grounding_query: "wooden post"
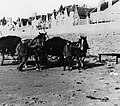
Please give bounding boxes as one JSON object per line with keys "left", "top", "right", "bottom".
{"left": 116, "top": 56, "right": 118, "bottom": 64}
{"left": 99, "top": 54, "right": 101, "bottom": 62}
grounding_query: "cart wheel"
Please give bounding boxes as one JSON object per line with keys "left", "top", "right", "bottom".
{"left": 0, "top": 54, "right": 4, "bottom": 65}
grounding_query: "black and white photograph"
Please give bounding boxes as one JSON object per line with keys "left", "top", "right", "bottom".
{"left": 0, "top": 0, "right": 120, "bottom": 105}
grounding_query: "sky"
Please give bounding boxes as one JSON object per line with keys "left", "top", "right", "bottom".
{"left": 0, "top": 0, "right": 101, "bottom": 20}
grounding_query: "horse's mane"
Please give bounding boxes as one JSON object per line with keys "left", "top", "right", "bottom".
{"left": 28, "top": 33, "right": 47, "bottom": 47}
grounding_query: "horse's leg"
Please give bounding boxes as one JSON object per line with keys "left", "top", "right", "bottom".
{"left": 24, "top": 61, "right": 28, "bottom": 69}
{"left": 77, "top": 57, "right": 82, "bottom": 69}
{"left": 68, "top": 56, "right": 72, "bottom": 71}
{"left": 17, "top": 55, "right": 22, "bottom": 64}
{"left": 34, "top": 55, "right": 41, "bottom": 71}
{"left": 23, "top": 55, "right": 28, "bottom": 68}
{"left": 76, "top": 56, "right": 79, "bottom": 68}
{"left": 78, "top": 56, "right": 85, "bottom": 69}
{"left": 41, "top": 54, "right": 47, "bottom": 66}
{"left": 81, "top": 56, "right": 85, "bottom": 68}
{"left": 17, "top": 56, "right": 28, "bottom": 71}
{"left": 59, "top": 55, "right": 64, "bottom": 65}
{"left": 63, "top": 57, "right": 67, "bottom": 71}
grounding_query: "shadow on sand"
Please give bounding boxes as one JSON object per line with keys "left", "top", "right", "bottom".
{"left": 17, "top": 61, "right": 63, "bottom": 71}
{"left": 83, "top": 61, "right": 105, "bottom": 69}
{"left": 1, "top": 58, "right": 105, "bottom": 71}
{"left": 21, "top": 60, "right": 105, "bottom": 71}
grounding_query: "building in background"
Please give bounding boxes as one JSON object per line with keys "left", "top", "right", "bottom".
{"left": 0, "top": 0, "right": 120, "bottom": 31}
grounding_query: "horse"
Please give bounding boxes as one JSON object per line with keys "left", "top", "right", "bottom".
{"left": 16, "top": 32, "right": 47, "bottom": 71}
{"left": 0, "top": 35, "right": 21, "bottom": 65}
{"left": 41, "top": 37, "right": 69, "bottom": 65}
{"left": 63, "top": 36, "right": 90, "bottom": 71}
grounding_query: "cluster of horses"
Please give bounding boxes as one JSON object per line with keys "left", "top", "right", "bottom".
{"left": 0, "top": 33, "right": 90, "bottom": 71}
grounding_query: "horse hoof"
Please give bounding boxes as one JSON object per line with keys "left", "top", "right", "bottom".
{"left": 36, "top": 68, "right": 41, "bottom": 71}
{"left": 63, "top": 69, "right": 66, "bottom": 71}
{"left": 78, "top": 70, "right": 82, "bottom": 73}
{"left": 68, "top": 67, "right": 72, "bottom": 71}
{"left": 24, "top": 66, "right": 28, "bottom": 69}
{"left": 63, "top": 68, "right": 66, "bottom": 71}
{"left": 17, "top": 67, "right": 22, "bottom": 71}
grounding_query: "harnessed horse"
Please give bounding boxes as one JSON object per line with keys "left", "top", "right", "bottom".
{"left": 63, "top": 36, "right": 90, "bottom": 71}
{"left": 16, "top": 32, "right": 47, "bottom": 71}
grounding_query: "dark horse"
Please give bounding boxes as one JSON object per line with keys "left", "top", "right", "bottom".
{"left": 41, "top": 37, "right": 69, "bottom": 64}
{"left": 63, "top": 36, "right": 90, "bottom": 71}
{"left": 0, "top": 35, "right": 21, "bottom": 65}
{"left": 16, "top": 32, "right": 47, "bottom": 71}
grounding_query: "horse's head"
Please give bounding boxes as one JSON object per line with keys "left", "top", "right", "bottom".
{"left": 79, "top": 36, "right": 90, "bottom": 51}
{"left": 38, "top": 32, "right": 49, "bottom": 41}
{"left": 37, "top": 32, "right": 47, "bottom": 45}
{"left": 30, "top": 32, "right": 47, "bottom": 47}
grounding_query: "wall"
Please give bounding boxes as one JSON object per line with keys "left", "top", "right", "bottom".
{"left": 1, "top": 20, "right": 120, "bottom": 56}
{"left": 90, "top": 0, "right": 120, "bottom": 23}
{"left": 47, "top": 21, "right": 120, "bottom": 56}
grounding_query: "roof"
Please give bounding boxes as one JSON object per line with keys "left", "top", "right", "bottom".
{"left": 100, "top": 0, "right": 120, "bottom": 11}
{"left": 47, "top": 13, "right": 52, "bottom": 21}
{"left": 100, "top": 1, "right": 108, "bottom": 11}
{"left": 89, "top": 7, "right": 97, "bottom": 13}
{"left": 36, "top": 15, "right": 41, "bottom": 20}
{"left": 28, "top": 16, "right": 35, "bottom": 21}
{"left": 42, "top": 15, "right": 46, "bottom": 22}
{"left": 112, "top": 0, "right": 120, "bottom": 5}
{"left": 91, "top": 0, "right": 120, "bottom": 12}
{"left": 53, "top": 10, "right": 57, "bottom": 19}
{"left": 77, "top": 7, "right": 89, "bottom": 19}
{"left": 64, "top": 5, "right": 75, "bottom": 17}
{"left": 58, "top": 5, "right": 64, "bottom": 13}
{"left": 64, "top": 4, "right": 89, "bottom": 18}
